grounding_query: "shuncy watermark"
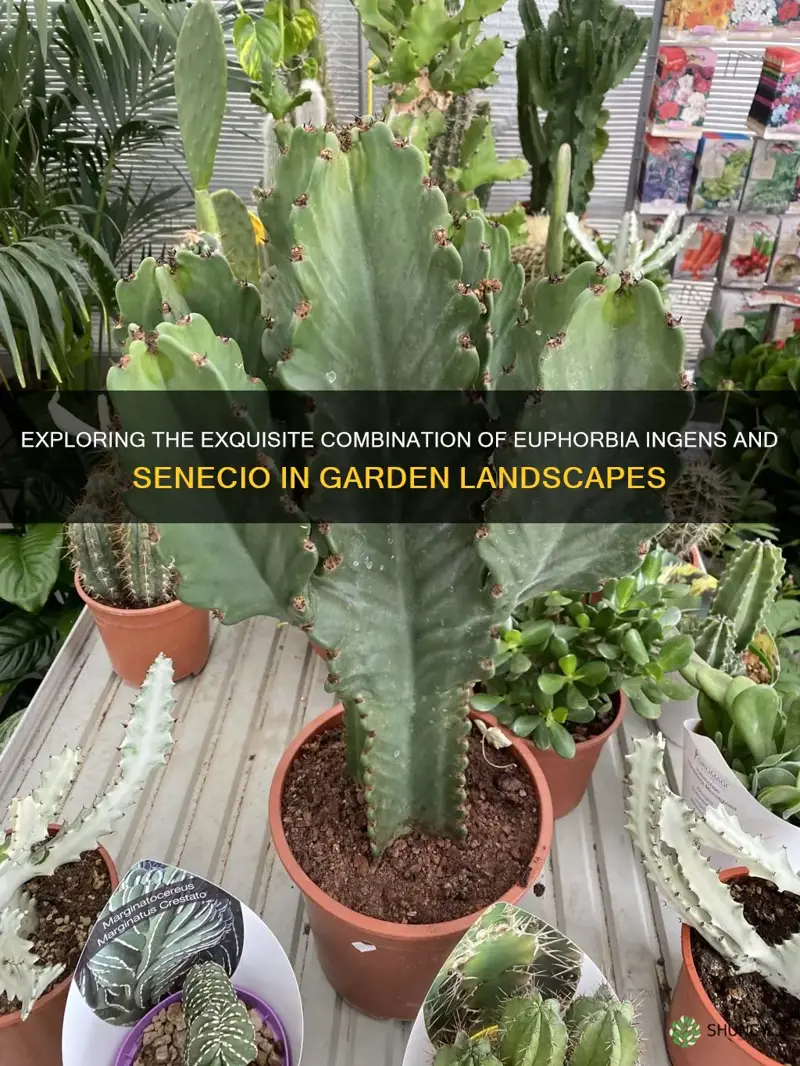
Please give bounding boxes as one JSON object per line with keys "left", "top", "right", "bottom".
{"left": 669, "top": 1015, "right": 738, "bottom": 1047}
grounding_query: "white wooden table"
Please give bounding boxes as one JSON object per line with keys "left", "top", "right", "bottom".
{"left": 0, "top": 611, "right": 684, "bottom": 1065}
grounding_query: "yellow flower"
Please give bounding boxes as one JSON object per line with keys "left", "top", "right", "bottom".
{"left": 250, "top": 211, "right": 267, "bottom": 246}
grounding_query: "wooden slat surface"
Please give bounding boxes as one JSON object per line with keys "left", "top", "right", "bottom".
{"left": 0, "top": 610, "right": 683, "bottom": 1064}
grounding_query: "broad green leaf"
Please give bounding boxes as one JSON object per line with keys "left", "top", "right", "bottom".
{"left": 471, "top": 692, "right": 503, "bottom": 712}
{"left": 538, "top": 673, "right": 567, "bottom": 695}
{"left": 575, "top": 660, "right": 610, "bottom": 686}
{"left": 658, "top": 633, "right": 694, "bottom": 672}
{"left": 0, "top": 526, "right": 64, "bottom": 614}
{"left": 512, "top": 714, "right": 540, "bottom": 738}
{"left": 0, "top": 611, "right": 58, "bottom": 683}
{"left": 549, "top": 721, "right": 576, "bottom": 759}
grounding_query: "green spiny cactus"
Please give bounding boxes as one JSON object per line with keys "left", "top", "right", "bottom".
{"left": 517, "top": 0, "right": 651, "bottom": 214}
{"left": 67, "top": 509, "right": 126, "bottom": 605}
{"left": 108, "top": 122, "right": 688, "bottom": 856}
{"left": 183, "top": 962, "right": 257, "bottom": 1066}
{"left": 499, "top": 994, "right": 568, "bottom": 1066}
{"left": 174, "top": 0, "right": 228, "bottom": 233}
{"left": 694, "top": 540, "right": 784, "bottom": 671}
{"left": 655, "top": 458, "right": 737, "bottom": 558}
{"left": 566, "top": 995, "right": 639, "bottom": 1066}
{"left": 117, "top": 523, "right": 174, "bottom": 608}
{"left": 210, "top": 190, "right": 263, "bottom": 285}
{"left": 435, "top": 1033, "right": 503, "bottom": 1066}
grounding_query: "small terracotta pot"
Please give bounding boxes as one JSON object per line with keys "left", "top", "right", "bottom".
{"left": 667, "top": 867, "right": 782, "bottom": 1066}
{"left": 268, "top": 706, "right": 554, "bottom": 1021}
{"left": 75, "top": 574, "right": 210, "bottom": 687}
{"left": 0, "top": 831, "right": 118, "bottom": 1066}
{"left": 526, "top": 693, "right": 623, "bottom": 820}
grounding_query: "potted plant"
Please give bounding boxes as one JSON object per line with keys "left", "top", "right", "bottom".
{"left": 0, "top": 654, "right": 176, "bottom": 1066}
{"left": 103, "top": 1, "right": 689, "bottom": 1020}
{"left": 472, "top": 550, "right": 695, "bottom": 818}
{"left": 626, "top": 732, "right": 800, "bottom": 1066}
{"left": 67, "top": 468, "right": 210, "bottom": 687}
{"left": 114, "top": 961, "right": 289, "bottom": 1066}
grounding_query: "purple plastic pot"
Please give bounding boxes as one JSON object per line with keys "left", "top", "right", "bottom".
{"left": 113, "top": 986, "right": 291, "bottom": 1066}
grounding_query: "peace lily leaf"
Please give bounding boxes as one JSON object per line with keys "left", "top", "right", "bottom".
{"left": 0, "top": 526, "right": 64, "bottom": 614}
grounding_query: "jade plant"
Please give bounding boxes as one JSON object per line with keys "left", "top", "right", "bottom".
{"left": 434, "top": 991, "right": 641, "bottom": 1066}
{"left": 517, "top": 0, "right": 652, "bottom": 215}
{"left": 0, "top": 654, "right": 175, "bottom": 1018}
{"left": 351, "top": 0, "right": 528, "bottom": 212}
{"left": 107, "top": 0, "right": 688, "bottom": 858}
{"left": 183, "top": 962, "right": 257, "bottom": 1066}
{"left": 473, "top": 552, "right": 695, "bottom": 757}
{"left": 626, "top": 732, "right": 800, "bottom": 996}
{"left": 681, "top": 652, "right": 800, "bottom": 823}
{"left": 108, "top": 123, "right": 688, "bottom": 857}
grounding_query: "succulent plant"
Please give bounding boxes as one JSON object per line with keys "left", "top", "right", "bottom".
{"left": 183, "top": 962, "right": 257, "bottom": 1066}
{"left": 474, "top": 552, "right": 695, "bottom": 757}
{"left": 0, "top": 654, "right": 176, "bottom": 1018}
{"left": 351, "top": 0, "right": 527, "bottom": 211}
{"left": 654, "top": 458, "right": 740, "bottom": 559}
{"left": 626, "top": 732, "right": 800, "bottom": 997}
{"left": 566, "top": 211, "right": 696, "bottom": 283}
{"left": 517, "top": 0, "right": 652, "bottom": 215}
{"left": 693, "top": 540, "right": 784, "bottom": 675}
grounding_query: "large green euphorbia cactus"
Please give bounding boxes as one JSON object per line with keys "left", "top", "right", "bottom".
{"left": 108, "top": 123, "right": 686, "bottom": 856}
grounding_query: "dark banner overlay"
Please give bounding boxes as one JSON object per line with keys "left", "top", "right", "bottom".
{"left": 2, "top": 390, "right": 791, "bottom": 524}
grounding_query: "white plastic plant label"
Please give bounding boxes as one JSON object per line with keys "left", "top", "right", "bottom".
{"left": 682, "top": 720, "right": 800, "bottom": 870}
{"left": 61, "top": 859, "right": 304, "bottom": 1066}
{"left": 658, "top": 672, "right": 698, "bottom": 748}
{"left": 401, "top": 902, "right": 615, "bottom": 1066}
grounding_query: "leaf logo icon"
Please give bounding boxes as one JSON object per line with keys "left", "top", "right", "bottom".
{"left": 670, "top": 1015, "right": 702, "bottom": 1048}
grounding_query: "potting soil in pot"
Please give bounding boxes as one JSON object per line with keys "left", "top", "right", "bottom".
{"left": 691, "top": 877, "right": 800, "bottom": 1063}
{"left": 566, "top": 701, "right": 618, "bottom": 744}
{"left": 281, "top": 730, "right": 539, "bottom": 925}
{"left": 133, "top": 1001, "right": 283, "bottom": 1066}
{"left": 0, "top": 849, "right": 113, "bottom": 1016}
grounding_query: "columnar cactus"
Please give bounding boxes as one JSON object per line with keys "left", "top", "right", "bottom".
{"left": 0, "top": 655, "right": 176, "bottom": 1018}
{"left": 626, "top": 733, "right": 800, "bottom": 997}
{"left": 517, "top": 0, "right": 651, "bottom": 214}
{"left": 109, "top": 111, "right": 688, "bottom": 856}
{"left": 693, "top": 540, "right": 784, "bottom": 673}
{"left": 435, "top": 1033, "right": 503, "bottom": 1066}
{"left": 183, "top": 962, "right": 257, "bottom": 1066}
{"left": 566, "top": 211, "right": 697, "bottom": 283}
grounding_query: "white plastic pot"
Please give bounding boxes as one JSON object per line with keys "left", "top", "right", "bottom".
{"left": 658, "top": 672, "right": 698, "bottom": 748}
{"left": 682, "top": 719, "right": 800, "bottom": 870}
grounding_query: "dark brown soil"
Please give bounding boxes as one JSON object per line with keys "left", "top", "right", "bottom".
{"left": 0, "top": 848, "right": 113, "bottom": 1016}
{"left": 134, "top": 1000, "right": 283, "bottom": 1066}
{"left": 692, "top": 876, "right": 800, "bottom": 1064}
{"left": 281, "top": 729, "right": 540, "bottom": 925}
{"left": 567, "top": 698, "right": 619, "bottom": 744}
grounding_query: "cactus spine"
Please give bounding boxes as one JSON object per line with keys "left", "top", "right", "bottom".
{"left": 695, "top": 540, "right": 784, "bottom": 671}
{"left": 117, "top": 523, "right": 174, "bottom": 608}
{"left": 517, "top": 0, "right": 651, "bottom": 214}
{"left": 67, "top": 510, "right": 125, "bottom": 605}
{"left": 183, "top": 962, "right": 257, "bottom": 1066}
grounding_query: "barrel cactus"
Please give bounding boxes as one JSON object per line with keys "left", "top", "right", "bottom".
{"left": 109, "top": 94, "right": 688, "bottom": 858}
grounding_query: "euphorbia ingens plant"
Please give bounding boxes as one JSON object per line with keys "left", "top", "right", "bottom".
{"left": 473, "top": 552, "right": 694, "bottom": 757}
{"left": 0, "top": 654, "right": 175, "bottom": 1017}
{"left": 107, "top": 1, "right": 689, "bottom": 861}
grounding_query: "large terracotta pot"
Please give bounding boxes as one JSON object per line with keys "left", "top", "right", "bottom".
{"left": 268, "top": 705, "right": 554, "bottom": 1021}
{"left": 667, "top": 867, "right": 782, "bottom": 1066}
{"left": 527, "top": 693, "right": 623, "bottom": 820}
{"left": 0, "top": 834, "right": 118, "bottom": 1066}
{"left": 75, "top": 574, "right": 210, "bottom": 687}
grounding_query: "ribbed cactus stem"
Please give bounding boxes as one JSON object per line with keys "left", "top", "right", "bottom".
{"left": 183, "top": 962, "right": 257, "bottom": 1066}
{"left": 545, "top": 144, "right": 570, "bottom": 276}
{"left": 706, "top": 540, "right": 784, "bottom": 656}
{"left": 67, "top": 515, "right": 125, "bottom": 605}
{"left": 499, "top": 995, "right": 568, "bottom": 1066}
{"left": 566, "top": 997, "right": 640, "bottom": 1066}
{"left": 118, "top": 523, "right": 173, "bottom": 608}
{"left": 693, "top": 617, "right": 740, "bottom": 675}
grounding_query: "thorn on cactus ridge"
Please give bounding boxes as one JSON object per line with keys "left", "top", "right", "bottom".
{"left": 422, "top": 175, "right": 436, "bottom": 188}
{"left": 294, "top": 194, "right": 309, "bottom": 207}
{"left": 302, "top": 538, "right": 316, "bottom": 553}
{"left": 459, "top": 333, "right": 473, "bottom": 349}
{"left": 455, "top": 281, "right": 471, "bottom": 296}
{"left": 317, "top": 521, "right": 331, "bottom": 535}
{"left": 546, "top": 331, "right": 566, "bottom": 349}
{"left": 666, "top": 312, "right": 683, "bottom": 328}
{"left": 322, "top": 553, "right": 344, "bottom": 571}
{"left": 392, "top": 138, "right": 409, "bottom": 148}
{"left": 290, "top": 246, "right": 305, "bottom": 262}
{"left": 319, "top": 148, "right": 333, "bottom": 162}
{"left": 590, "top": 284, "right": 605, "bottom": 295}
{"left": 490, "top": 583, "right": 504, "bottom": 599}
{"left": 680, "top": 371, "right": 691, "bottom": 390}
{"left": 490, "top": 625, "right": 500, "bottom": 639}
{"left": 191, "top": 352, "right": 209, "bottom": 367}
{"left": 145, "top": 332, "right": 160, "bottom": 354}
{"left": 327, "top": 672, "right": 340, "bottom": 685}
{"left": 292, "top": 596, "right": 307, "bottom": 613}
{"left": 434, "top": 228, "right": 450, "bottom": 247}
{"left": 265, "top": 316, "right": 275, "bottom": 330}
{"left": 480, "top": 659, "right": 494, "bottom": 672}
{"left": 177, "top": 315, "right": 192, "bottom": 326}
{"left": 119, "top": 355, "right": 131, "bottom": 370}
{"left": 354, "top": 695, "right": 364, "bottom": 705}
{"left": 132, "top": 327, "right": 146, "bottom": 342}
{"left": 212, "top": 609, "right": 225, "bottom": 621}
{"left": 482, "top": 371, "right": 491, "bottom": 386}
{"left": 300, "top": 622, "right": 313, "bottom": 634}
{"left": 303, "top": 123, "right": 317, "bottom": 132}
{"left": 279, "top": 145, "right": 289, "bottom": 156}
{"left": 160, "top": 302, "right": 171, "bottom": 315}
{"left": 295, "top": 301, "right": 311, "bottom": 319}
{"left": 480, "top": 241, "right": 490, "bottom": 251}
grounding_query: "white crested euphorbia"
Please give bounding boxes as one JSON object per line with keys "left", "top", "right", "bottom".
{"left": 0, "top": 654, "right": 176, "bottom": 1018}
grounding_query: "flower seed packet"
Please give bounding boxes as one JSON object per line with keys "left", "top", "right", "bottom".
{"left": 770, "top": 301, "right": 800, "bottom": 339}
{"left": 673, "top": 215, "right": 728, "bottom": 280}
{"left": 720, "top": 215, "right": 779, "bottom": 287}
{"left": 703, "top": 287, "right": 771, "bottom": 348}
{"left": 650, "top": 47, "right": 717, "bottom": 134}
{"left": 740, "top": 139, "right": 800, "bottom": 214}
{"left": 768, "top": 215, "right": 800, "bottom": 283}
{"left": 639, "top": 134, "right": 701, "bottom": 212}
{"left": 690, "top": 133, "right": 754, "bottom": 212}
{"left": 774, "top": 0, "right": 800, "bottom": 34}
{"left": 748, "top": 47, "right": 800, "bottom": 136}
{"left": 662, "top": 0, "right": 731, "bottom": 33}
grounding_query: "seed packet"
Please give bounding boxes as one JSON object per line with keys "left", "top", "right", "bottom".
{"left": 639, "top": 134, "right": 701, "bottom": 213}
{"left": 740, "top": 140, "right": 800, "bottom": 213}
{"left": 703, "top": 288, "right": 771, "bottom": 349}
{"left": 720, "top": 215, "right": 779, "bottom": 287}
{"left": 650, "top": 47, "right": 717, "bottom": 134}
{"left": 768, "top": 215, "right": 800, "bottom": 283}
{"left": 774, "top": 0, "right": 800, "bottom": 35}
{"left": 770, "top": 302, "right": 800, "bottom": 339}
{"left": 662, "top": 0, "right": 732, "bottom": 33}
{"left": 690, "top": 133, "right": 754, "bottom": 212}
{"left": 673, "top": 216, "right": 728, "bottom": 280}
{"left": 748, "top": 48, "right": 800, "bottom": 136}
{"left": 729, "top": 0, "right": 779, "bottom": 33}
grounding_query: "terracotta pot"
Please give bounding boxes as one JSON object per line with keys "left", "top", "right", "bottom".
{"left": 268, "top": 706, "right": 554, "bottom": 1021}
{"left": 0, "top": 831, "right": 118, "bottom": 1066}
{"left": 75, "top": 574, "right": 210, "bottom": 687}
{"left": 527, "top": 693, "right": 623, "bottom": 820}
{"left": 667, "top": 867, "right": 782, "bottom": 1066}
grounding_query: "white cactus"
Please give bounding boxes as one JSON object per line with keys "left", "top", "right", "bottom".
{"left": 0, "top": 654, "right": 176, "bottom": 1019}
{"left": 625, "top": 734, "right": 800, "bottom": 998}
{"left": 566, "top": 211, "right": 697, "bottom": 279}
